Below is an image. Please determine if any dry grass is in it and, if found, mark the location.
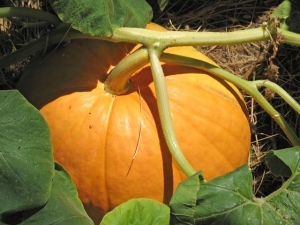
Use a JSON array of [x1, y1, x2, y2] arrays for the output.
[[0, 0, 50, 89], [1, 0, 300, 197]]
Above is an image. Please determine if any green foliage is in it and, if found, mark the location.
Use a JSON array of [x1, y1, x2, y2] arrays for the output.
[[0, 1, 299, 224], [271, 0, 300, 33], [169, 147, 300, 225], [265, 147, 300, 177], [0, 90, 93, 224], [0, 90, 53, 216], [98, 147, 300, 224], [11, 163, 94, 225], [101, 199, 170, 225], [49, 0, 153, 36], [157, 0, 169, 11]]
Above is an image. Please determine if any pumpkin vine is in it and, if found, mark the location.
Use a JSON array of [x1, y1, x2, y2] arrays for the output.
[[105, 46, 300, 176], [159, 53, 300, 146], [148, 43, 196, 177], [1, 6, 300, 176]]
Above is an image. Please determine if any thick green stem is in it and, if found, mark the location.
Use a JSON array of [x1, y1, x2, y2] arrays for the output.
[[160, 53, 300, 146], [2, 19, 300, 69], [109, 26, 274, 47], [104, 47, 149, 95], [278, 28, 300, 47], [105, 44, 196, 176], [148, 44, 196, 177], [0, 7, 61, 27], [1, 26, 272, 68]]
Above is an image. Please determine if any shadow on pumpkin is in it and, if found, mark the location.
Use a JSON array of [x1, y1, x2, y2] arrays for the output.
[[16, 39, 135, 109]]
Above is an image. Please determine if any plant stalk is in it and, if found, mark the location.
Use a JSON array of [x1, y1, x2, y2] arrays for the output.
[[104, 47, 149, 95], [252, 80, 300, 115], [278, 28, 300, 47], [109, 26, 275, 47], [148, 45, 196, 177], [7, 17, 48, 28], [2, 19, 300, 69], [0, 7, 61, 27], [105, 44, 196, 176], [160, 53, 300, 146]]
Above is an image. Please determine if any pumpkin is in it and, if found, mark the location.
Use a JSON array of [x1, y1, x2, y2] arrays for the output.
[[17, 23, 250, 224]]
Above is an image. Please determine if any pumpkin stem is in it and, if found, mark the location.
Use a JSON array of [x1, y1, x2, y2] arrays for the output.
[[105, 44, 197, 176], [148, 43, 196, 177], [104, 47, 149, 95], [161, 53, 300, 146]]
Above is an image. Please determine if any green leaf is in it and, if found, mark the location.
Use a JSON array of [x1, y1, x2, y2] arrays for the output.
[[170, 147, 300, 225], [271, 0, 300, 33], [157, 0, 169, 11], [49, 0, 153, 36], [101, 199, 170, 225], [0, 90, 93, 224], [265, 147, 300, 177], [272, 0, 292, 19], [47, 164, 93, 224], [0, 90, 54, 217], [4, 163, 94, 224], [169, 171, 203, 224]]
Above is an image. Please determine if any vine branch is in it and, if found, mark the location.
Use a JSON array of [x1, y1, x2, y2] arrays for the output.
[[148, 44, 196, 177], [0, 7, 61, 27], [160, 53, 300, 146]]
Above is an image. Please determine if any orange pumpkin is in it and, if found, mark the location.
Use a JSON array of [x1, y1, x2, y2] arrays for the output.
[[17, 23, 250, 224]]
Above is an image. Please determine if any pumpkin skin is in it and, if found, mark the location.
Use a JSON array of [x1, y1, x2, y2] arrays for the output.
[[17, 23, 250, 224]]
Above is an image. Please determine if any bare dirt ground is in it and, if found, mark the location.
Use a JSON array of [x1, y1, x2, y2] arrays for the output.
[[1, 0, 300, 197]]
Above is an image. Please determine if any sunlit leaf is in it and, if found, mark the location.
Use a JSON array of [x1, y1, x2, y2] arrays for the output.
[[49, 0, 153, 36], [101, 199, 170, 225], [271, 0, 300, 33], [170, 147, 300, 224]]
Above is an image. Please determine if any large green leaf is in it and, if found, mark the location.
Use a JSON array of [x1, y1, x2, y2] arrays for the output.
[[2, 163, 93, 224], [44, 164, 93, 225], [3, 163, 94, 224], [101, 199, 170, 225], [169, 171, 203, 224], [170, 147, 300, 224], [0, 90, 54, 218], [0, 90, 93, 224], [49, 0, 153, 36]]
